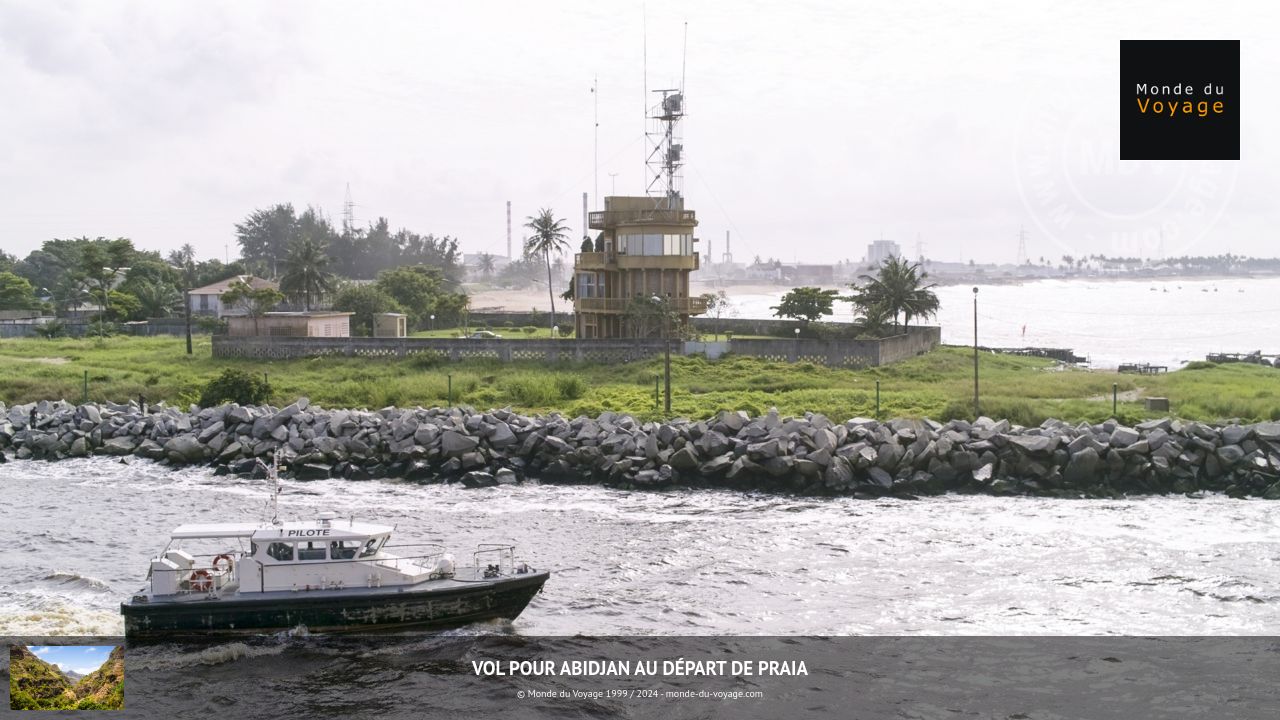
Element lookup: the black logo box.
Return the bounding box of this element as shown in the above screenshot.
[1120,39,1239,160]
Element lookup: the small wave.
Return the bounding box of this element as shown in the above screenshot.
[41,571,113,592]
[0,607,123,636]
[129,641,290,671]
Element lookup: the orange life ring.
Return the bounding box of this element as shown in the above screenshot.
[190,568,213,593]
[213,554,234,572]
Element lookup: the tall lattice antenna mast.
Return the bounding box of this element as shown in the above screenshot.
[342,183,357,234]
[1016,225,1029,266]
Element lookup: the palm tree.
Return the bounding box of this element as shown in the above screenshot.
[523,208,571,331]
[478,252,496,278]
[847,256,939,332]
[167,244,196,268]
[279,237,335,310]
[132,280,182,318]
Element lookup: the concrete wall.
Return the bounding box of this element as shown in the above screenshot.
[212,327,941,368]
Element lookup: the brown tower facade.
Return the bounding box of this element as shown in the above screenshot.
[572,195,706,339]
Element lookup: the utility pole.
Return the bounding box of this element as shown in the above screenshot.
[184,290,193,355]
[653,295,672,415]
[506,201,512,259]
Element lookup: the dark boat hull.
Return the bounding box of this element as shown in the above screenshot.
[121,572,548,639]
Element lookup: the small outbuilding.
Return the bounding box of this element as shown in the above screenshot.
[227,311,353,338]
[374,313,408,338]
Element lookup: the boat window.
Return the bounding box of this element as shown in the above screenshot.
[266,542,294,562]
[330,540,361,560]
[298,541,326,562]
[359,537,383,558]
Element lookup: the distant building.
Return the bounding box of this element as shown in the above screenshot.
[227,311,352,338]
[571,195,707,338]
[865,240,901,268]
[744,259,783,282]
[782,264,835,285]
[188,275,277,317]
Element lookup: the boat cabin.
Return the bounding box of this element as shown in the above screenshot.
[147,511,446,597]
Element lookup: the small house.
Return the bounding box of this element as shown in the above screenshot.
[189,275,278,317]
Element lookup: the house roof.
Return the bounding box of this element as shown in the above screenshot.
[189,275,277,295]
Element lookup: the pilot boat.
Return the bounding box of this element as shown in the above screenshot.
[121,460,548,638]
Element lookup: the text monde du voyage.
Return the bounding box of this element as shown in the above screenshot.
[1135,82,1227,118]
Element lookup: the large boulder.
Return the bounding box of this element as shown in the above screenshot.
[441,430,479,457]
[163,435,206,463]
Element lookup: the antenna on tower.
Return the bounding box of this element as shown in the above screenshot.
[1016,225,1029,266]
[592,76,599,210]
[342,184,357,234]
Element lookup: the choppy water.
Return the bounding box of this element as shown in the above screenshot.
[4,458,1280,637]
[728,276,1280,368]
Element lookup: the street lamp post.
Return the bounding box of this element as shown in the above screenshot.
[430,314,435,332]
[972,286,980,419]
[794,327,800,361]
[652,295,671,415]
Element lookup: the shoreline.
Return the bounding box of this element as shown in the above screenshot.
[467,273,1280,312]
[4,399,1279,500]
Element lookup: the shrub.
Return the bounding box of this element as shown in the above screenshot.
[555,375,587,400]
[522,326,538,335]
[195,315,228,334]
[1183,360,1216,370]
[86,319,119,337]
[199,368,272,407]
[31,320,66,339]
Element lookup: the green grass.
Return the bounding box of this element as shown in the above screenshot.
[0,336,1277,425]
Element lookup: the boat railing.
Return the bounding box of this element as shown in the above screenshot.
[473,544,518,577]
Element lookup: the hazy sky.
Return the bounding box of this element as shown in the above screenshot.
[2,1,1276,265]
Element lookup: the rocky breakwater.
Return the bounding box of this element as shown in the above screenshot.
[3,399,1280,499]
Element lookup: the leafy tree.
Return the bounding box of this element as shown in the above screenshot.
[846,256,939,331]
[523,208,571,332]
[0,271,38,309]
[78,238,135,335]
[0,249,15,272]
[700,290,733,340]
[374,265,467,329]
[222,279,284,334]
[235,203,297,277]
[192,258,248,288]
[333,283,403,336]
[771,287,838,325]
[104,290,142,322]
[279,236,335,310]
[623,295,683,339]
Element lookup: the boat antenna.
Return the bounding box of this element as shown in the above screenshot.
[270,449,283,526]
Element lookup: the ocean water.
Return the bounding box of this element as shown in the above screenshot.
[4,459,1280,638]
[725,276,1280,368]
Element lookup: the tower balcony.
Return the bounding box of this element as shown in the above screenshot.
[574,253,700,271]
[575,295,709,315]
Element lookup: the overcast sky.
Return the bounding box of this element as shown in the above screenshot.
[2,1,1276,265]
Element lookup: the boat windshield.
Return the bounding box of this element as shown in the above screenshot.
[359,536,386,558]
[330,540,361,560]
